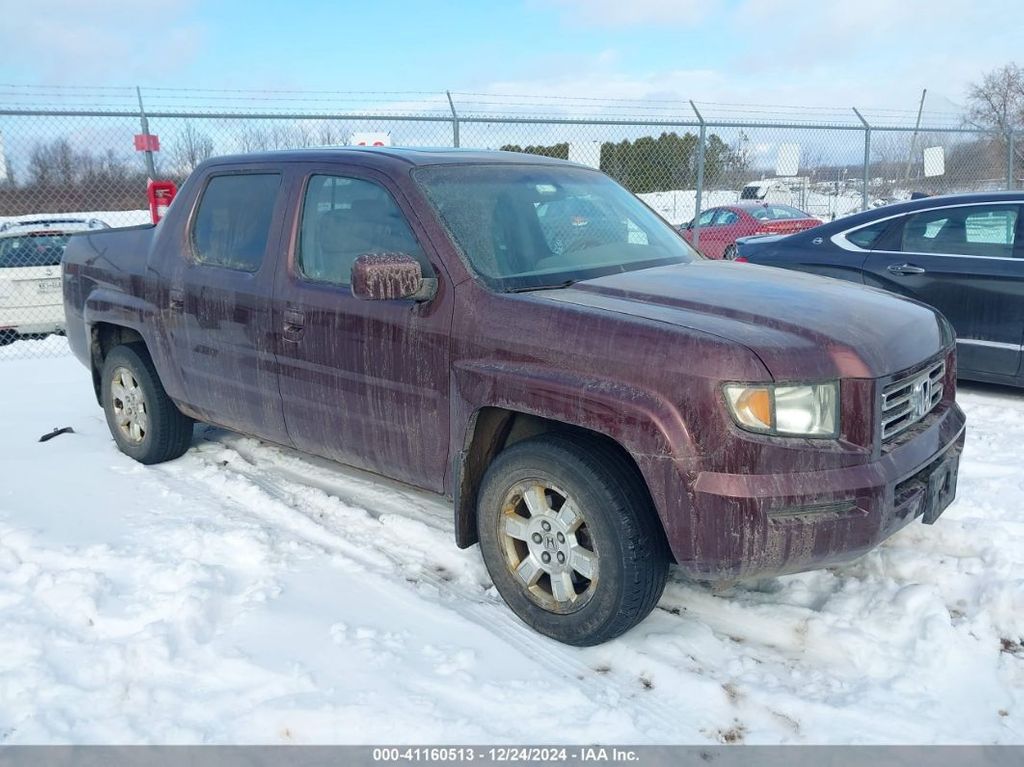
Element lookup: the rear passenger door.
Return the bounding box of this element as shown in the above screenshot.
[161,167,293,445]
[270,167,453,492]
[861,203,1024,378]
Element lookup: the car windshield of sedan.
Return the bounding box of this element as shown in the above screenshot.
[414,163,700,291]
[0,233,71,268]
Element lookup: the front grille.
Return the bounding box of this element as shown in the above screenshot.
[881,360,945,441]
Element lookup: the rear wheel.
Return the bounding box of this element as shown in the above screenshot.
[477,433,669,646]
[723,244,738,260]
[101,343,193,464]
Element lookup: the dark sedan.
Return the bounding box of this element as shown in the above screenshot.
[736,191,1024,387]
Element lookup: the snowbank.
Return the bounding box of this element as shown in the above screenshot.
[0,210,151,230]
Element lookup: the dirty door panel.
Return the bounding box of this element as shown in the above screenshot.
[272,169,452,491]
[161,170,292,444]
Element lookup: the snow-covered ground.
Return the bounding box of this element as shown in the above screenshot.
[0,348,1021,745]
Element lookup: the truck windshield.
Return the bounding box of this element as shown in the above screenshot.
[414,164,700,292]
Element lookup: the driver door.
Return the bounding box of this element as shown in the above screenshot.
[269,166,454,491]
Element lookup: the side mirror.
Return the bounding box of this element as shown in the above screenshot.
[350,252,435,301]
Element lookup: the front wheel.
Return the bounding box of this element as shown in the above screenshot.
[101,343,193,464]
[477,433,669,645]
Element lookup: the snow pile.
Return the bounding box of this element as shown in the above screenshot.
[0,353,1020,744]
[0,210,151,230]
[638,189,871,225]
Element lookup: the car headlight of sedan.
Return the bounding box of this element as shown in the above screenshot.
[723,382,839,438]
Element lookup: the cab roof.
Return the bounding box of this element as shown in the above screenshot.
[201,146,582,171]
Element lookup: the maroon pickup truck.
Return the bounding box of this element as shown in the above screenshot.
[62,148,966,645]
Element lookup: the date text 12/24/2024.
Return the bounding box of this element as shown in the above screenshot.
[372,747,640,762]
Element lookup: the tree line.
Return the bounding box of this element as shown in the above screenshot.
[501,132,751,194]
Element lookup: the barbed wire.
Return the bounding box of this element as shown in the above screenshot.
[0,85,989,133]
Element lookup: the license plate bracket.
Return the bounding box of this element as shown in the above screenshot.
[922,453,959,525]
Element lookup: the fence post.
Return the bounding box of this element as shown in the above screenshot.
[690,100,706,249]
[853,107,870,212]
[446,91,460,148]
[135,86,156,179]
[1007,131,1016,190]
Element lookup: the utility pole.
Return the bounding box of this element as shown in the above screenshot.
[137,86,156,179]
[446,91,460,148]
[853,107,870,211]
[690,100,706,249]
[903,88,926,186]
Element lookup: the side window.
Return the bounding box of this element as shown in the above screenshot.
[965,207,1017,254]
[901,205,1017,257]
[192,174,280,271]
[845,220,889,250]
[298,175,428,286]
[715,210,739,225]
[697,209,717,227]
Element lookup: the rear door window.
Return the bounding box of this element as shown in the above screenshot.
[899,205,1018,258]
[191,173,281,271]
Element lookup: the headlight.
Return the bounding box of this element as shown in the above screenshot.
[723,382,839,438]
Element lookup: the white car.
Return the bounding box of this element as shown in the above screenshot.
[0,217,109,345]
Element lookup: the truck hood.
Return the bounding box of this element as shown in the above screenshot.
[537,261,951,380]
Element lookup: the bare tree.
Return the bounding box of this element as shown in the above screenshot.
[318,121,340,146]
[237,125,270,153]
[965,62,1024,181]
[966,62,1024,133]
[171,123,215,175]
[27,139,77,186]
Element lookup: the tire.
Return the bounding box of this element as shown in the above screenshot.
[101,343,193,464]
[723,244,738,260]
[0,330,15,347]
[476,432,669,646]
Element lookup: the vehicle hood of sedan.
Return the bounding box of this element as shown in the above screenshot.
[538,261,951,381]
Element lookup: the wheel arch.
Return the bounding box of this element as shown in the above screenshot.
[88,322,147,404]
[450,365,697,561]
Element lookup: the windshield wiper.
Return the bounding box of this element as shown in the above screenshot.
[506,279,578,293]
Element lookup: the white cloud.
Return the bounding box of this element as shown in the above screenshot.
[546,0,719,26]
[0,0,204,84]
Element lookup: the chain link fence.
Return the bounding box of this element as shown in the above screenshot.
[0,87,1019,360]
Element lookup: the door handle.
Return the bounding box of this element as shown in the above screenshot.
[887,263,926,276]
[283,308,305,342]
[169,288,184,311]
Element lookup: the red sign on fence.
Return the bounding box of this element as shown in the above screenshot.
[134,134,160,152]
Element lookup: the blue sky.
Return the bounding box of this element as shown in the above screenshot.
[1,0,1021,115]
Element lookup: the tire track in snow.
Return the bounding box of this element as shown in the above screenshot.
[152,432,692,740]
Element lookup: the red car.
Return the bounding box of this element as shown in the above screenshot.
[680,202,821,260]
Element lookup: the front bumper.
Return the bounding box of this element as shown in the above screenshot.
[675,400,966,579]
